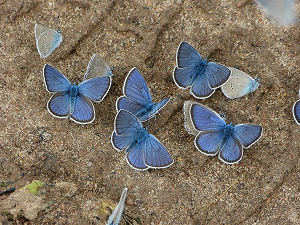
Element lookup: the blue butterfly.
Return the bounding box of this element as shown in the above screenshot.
[184,101,263,164]
[221,67,260,99]
[106,188,128,225]
[173,41,231,99]
[111,110,173,170]
[43,64,111,124]
[35,23,63,58]
[116,68,170,122]
[84,54,113,80]
[293,91,300,125]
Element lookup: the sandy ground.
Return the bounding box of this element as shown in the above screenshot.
[0,0,299,224]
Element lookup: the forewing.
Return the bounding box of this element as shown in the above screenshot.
[187,101,226,131]
[144,134,173,169]
[116,96,145,115]
[47,92,70,118]
[176,41,202,68]
[111,131,135,152]
[173,66,193,88]
[205,62,231,89]
[36,24,62,58]
[106,188,128,225]
[219,135,243,164]
[221,67,258,99]
[190,72,215,99]
[123,68,152,104]
[78,76,111,102]
[149,97,171,118]
[233,124,263,148]
[70,95,95,124]
[114,110,143,136]
[43,64,71,92]
[126,141,148,171]
[84,54,112,80]
[194,131,223,156]
[293,100,300,125]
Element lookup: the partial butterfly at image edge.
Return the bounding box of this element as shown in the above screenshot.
[106,188,128,225]
[292,100,300,125]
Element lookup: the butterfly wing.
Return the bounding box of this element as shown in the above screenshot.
[205,62,231,89]
[255,0,297,26]
[47,92,70,118]
[126,141,148,171]
[149,97,171,119]
[116,96,145,116]
[293,100,300,125]
[106,188,128,225]
[173,66,193,88]
[144,134,173,169]
[70,94,95,124]
[43,64,71,92]
[194,131,224,156]
[176,41,202,68]
[184,101,226,132]
[84,54,113,80]
[113,110,143,136]
[35,23,63,58]
[190,72,215,99]
[78,76,111,102]
[233,124,263,148]
[218,135,243,164]
[221,67,259,99]
[122,68,152,104]
[111,131,136,152]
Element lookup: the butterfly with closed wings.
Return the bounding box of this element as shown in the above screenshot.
[107,188,128,225]
[43,61,112,124]
[116,68,170,122]
[173,41,231,99]
[35,23,63,58]
[184,101,263,164]
[84,54,113,80]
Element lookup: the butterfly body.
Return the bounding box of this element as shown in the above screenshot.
[184,101,263,164]
[117,68,170,122]
[173,42,231,99]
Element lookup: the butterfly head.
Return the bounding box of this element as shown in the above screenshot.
[69,84,78,97]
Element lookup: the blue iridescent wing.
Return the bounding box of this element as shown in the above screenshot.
[176,41,202,68]
[149,97,171,118]
[173,66,193,88]
[233,124,263,148]
[205,62,231,89]
[194,131,223,156]
[106,188,128,225]
[185,101,226,132]
[43,64,71,92]
[190,73,215,99]
[84,54,113,80]
[293,100,300,125]
[218,135,243,164]
[116,96,145,115]
[78,76,111,102]
[122,68,152,104]
[111,131,135,152]
[144,134,173,169]
[114,110,143,136]
[126,141,148,171]
[47,92,70,118]
[70,94,95,124]
[35,23,63,58]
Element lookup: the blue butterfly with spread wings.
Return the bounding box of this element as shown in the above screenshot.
[116,68,170,122]
[43,64,111,124]
[173,41,231,99]
[183,101,263,164]
[293,90,300,125]
[111,110,174,170]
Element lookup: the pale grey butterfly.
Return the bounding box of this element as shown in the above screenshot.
[107,188,128,225]
[221,67,260,99]
[84,54,113,80]
[255,0,297,26]
[35,23,63,58]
